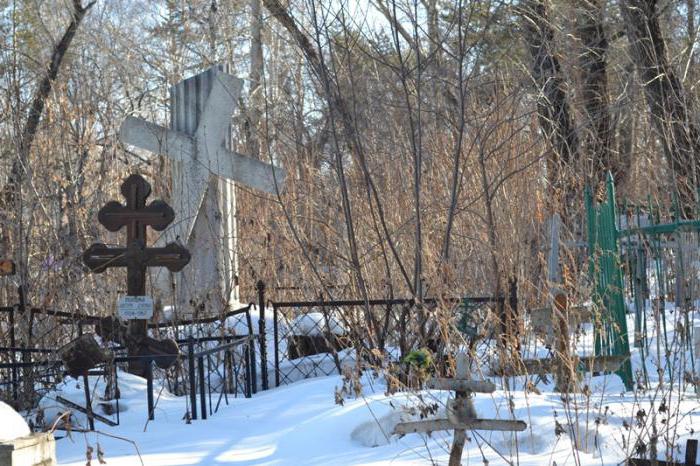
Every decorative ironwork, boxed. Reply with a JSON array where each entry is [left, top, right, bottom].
[[82, 174, 190, 375], [83, 174, 189, 295]]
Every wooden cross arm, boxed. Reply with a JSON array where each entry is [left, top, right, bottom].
[[98, 200, 175, 232], [83, 243, 127, 273], [427, 378, 496, 393], [394, 418, 527, 435], [145, 242, 190, 272]]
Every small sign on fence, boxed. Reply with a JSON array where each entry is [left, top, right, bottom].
[[118, 296, 154, 320]]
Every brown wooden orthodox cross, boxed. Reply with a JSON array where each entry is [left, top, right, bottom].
[[83, 174, 190, 374]]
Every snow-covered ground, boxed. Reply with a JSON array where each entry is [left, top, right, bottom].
[[0, 400, 30, 441], [46, 368, 698, 465], [31, 302, 700, 465]]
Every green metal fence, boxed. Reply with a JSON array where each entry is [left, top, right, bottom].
[[585, 173, 634, 390], [585, 173, 700, 390]]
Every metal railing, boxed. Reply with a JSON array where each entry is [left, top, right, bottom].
[[0, 334, 254, 428], [269, 293, 513, 387], [184, 335, 253, 420]]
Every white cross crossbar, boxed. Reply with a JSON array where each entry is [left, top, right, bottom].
[[119, 71, 285, 244], [120, 116, 285, 194]]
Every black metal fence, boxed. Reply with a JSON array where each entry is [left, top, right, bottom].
[[271, 298, 404, 386], [0, 280, 517, 428], [267, 290, 515, 387], [0, 334, 254, 430], [113, 334, 255, 423], [0, 286, 257, 429], [182, 335, 253, 420], [0, 347, 62, 407]]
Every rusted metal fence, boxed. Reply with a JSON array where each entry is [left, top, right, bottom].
[[0, 279, 518, 428]]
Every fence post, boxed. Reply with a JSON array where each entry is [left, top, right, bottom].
[[244, 342, 252, 398], [257, 280, 268, 391], [273, 303, 280, 387], [685, 438, 698, 466], [18, 286, 32, 405], [9, 306, 17, 402], [509, 277, 518, 316], [224, 341, 233, 394], [509, 276, 519, 349], [146, 359, 154, 421], [198, 356, 207, 420], [83, 372, 95, 431], [187, 337, 197, 420], [245, 310, 257, 394], [114, 366, 121, 426]]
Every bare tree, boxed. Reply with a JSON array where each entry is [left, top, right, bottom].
[[1, 0, 96, 279], [621, 0, 700, 213], [576, 0, 621, 186], [518, 0, 578, 215]]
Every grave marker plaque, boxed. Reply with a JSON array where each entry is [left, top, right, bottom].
[[118, 296, 154, 320]]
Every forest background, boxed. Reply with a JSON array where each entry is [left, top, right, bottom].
[[0, 0, 695, 322]]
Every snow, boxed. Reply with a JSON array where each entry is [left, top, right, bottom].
[[0, 400, 30, 441], [287, 312, 347, 336], [350, 408, 412, 447], [20, 302, 700, 465], [43, 365, 697, 465]]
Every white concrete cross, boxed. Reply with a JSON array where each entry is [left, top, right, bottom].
[[119, 68, 285, 242], [118, 66, 285, 314]]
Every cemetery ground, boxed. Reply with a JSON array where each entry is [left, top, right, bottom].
[[5, 1, 700, 465], [52, 371, 623, 466], [36, 306, 700, 466], [6, 172, 700, 465]]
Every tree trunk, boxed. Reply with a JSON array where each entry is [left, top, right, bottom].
[[519, 0, 578, 216], [3, 0, 95, 207], [248, 0, 264, 160], [0, 0, 95, 297], [621, 0, 700, 213], [576, 0, 620, 187]]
